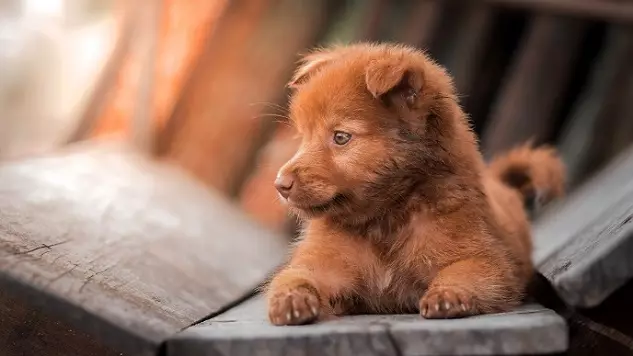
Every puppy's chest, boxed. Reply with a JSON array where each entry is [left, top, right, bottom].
[[363, 224, 444, 297], [366, 253, 433, 296], [355, 260, 427, 313]]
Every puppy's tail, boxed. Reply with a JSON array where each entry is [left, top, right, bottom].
[[488, 143, 565, 213]]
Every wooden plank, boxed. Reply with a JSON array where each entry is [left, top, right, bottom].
[[66, 1, 137, 143], [538, 193, 633, 308], [168, 295, 567, 356], [399, 0, 442, 47], [355, 0, 389, 41], [88, 0, 228, 142], [321, 0, 389, 44], [557, 26, 633, 187], [461, 8, 530, 132], [152, 0, 231, 132], [539, 194, 633, 307], [158, 0, 332, 196], [533, 145, 633, 263], [0, 142, 286, 355], [534, 146, 633, 308], [482, 15, 587, 156], [130, 0, 162, 153], [426, 1, 496, 126], [482, 0, 633, 24], [576, 28, 633, 182], [443, 4, 495, 96]]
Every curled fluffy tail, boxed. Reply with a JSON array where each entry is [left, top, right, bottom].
[[488, 143, 566, 212]]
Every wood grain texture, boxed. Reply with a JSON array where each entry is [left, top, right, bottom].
[[168, 295, 568, 356], [534, 146, 633, 308], [0, 142, 286, 355]]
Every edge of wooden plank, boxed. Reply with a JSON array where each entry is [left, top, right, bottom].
[[540, 192, 633, 308], [535, 145, 633, 307], [0, 269, 154, 356], [167, 295, 568, 356]]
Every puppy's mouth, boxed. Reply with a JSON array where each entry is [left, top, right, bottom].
[[290, 193, 347, 215]]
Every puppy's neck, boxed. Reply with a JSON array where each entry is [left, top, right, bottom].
[[326, 175, 459, 243]]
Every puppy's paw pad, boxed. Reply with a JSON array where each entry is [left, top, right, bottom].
[[268, 285, 320, 326], [419, 287, 476, 319]]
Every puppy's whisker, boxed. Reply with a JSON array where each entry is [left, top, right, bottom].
[[254, 113, 291, 121], [249, 101, 288, 112], [433, 94, 458, 102]]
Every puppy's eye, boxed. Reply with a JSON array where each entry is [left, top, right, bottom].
[[333, 131, 352, 146]]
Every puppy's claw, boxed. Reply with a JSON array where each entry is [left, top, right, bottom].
[[420, 286, 477, 319], [268, 285, 321, 326]]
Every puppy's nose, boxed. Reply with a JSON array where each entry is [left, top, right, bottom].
[[274, 174, 295, 199]]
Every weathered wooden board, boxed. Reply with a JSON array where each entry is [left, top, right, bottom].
[[168, 295, 568, 356], [0, 142, 287, 355], [534, 146, 633, 308]]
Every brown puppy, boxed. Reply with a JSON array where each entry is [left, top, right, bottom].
[[266, 43, 565, 325]]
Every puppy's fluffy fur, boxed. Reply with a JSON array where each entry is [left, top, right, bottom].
[[266, 43, 565, 325]]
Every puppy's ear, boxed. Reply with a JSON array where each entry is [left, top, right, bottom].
[[288, 48, 342, 88], [365, 58, 422, 108]]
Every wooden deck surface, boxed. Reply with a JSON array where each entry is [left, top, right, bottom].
[[168, 296, 568, 356]]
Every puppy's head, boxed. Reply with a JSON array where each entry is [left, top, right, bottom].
[[275, 43, 460, 221]]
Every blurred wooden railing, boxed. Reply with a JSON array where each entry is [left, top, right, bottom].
[[57, 0, 633, 235]]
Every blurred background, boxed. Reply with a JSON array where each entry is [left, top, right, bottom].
[[1, 0, 632, 239]]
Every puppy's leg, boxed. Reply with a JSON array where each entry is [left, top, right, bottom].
[[420, 257, 523, 319], [266, 238, 360, 325]]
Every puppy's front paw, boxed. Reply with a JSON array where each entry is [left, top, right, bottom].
[[268, 284, 320, 326], [420, 286, 477, 319]]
